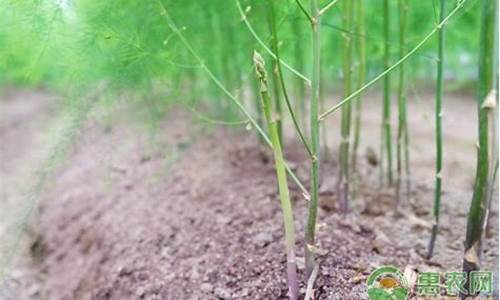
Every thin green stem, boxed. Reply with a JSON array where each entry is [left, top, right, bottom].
[[318, 0, 469, 121], [292, 15, 307, 134], [351, 0, 365, 173], [396, 0, 409, 211], [485, 0, 499, 239], [254, 51, 299, 300], [235, 0, 311, 85], [462, 0, 496, 294], [427, 0, 445, 259], [318, 0, 340, 16], [295, 0, 313, 25], [267, 0, 313, 158], [305, 0, 321, 280], [183, 103, 249, 126], [319, 21, 437, 63], [339, 0, 354, 213], [157, 1, 309, 197], [382, 0, 393, 185]]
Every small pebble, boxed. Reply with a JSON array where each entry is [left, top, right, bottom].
[[253, 232, 274, 247]]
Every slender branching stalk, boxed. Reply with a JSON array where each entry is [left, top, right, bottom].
[[338, 0, 354, 213], [157, 1, 310, 197], [254, 51, 299, 300], [318, 0, 469, 120], [462, 0, 496, 296], [318, 0, 340, 16], [403, 98, 412, 198], [265, 0, 283, 142], [395, 0, 409, 211], [235, 0, 311, 85], [292, 15, 308, 133], [304, 0, 321, 280], [427, 0, 445, 259], [269, 57, 283, 143], [295, 0, 313, 24], [267, 0, 313, 157], [351, 0, 365, 172], [319, 21, 438, 63], [381, 0, 393, 185]]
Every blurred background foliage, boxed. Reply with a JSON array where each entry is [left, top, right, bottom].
[[0, 0, 482, 104]]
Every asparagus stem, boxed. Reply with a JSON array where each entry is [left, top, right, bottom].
[[338, 0, 354, 213], [267, 0, 313, 157], [427, 0, 445, 259], [382, 0, 393, 185], [305, 0, 321, 280], [292, 14, 308, 134], [158, 2, 310, 197], [265, 1, 283, 143], [462, 0, 496, 296], [395, 0, 408, 211], [351, 0, 365, 173], [235, 0, 311, 85], [254, 51, 299, 300], [295, 0, 313, 25], [318, 0, 340, 16], [318, 0, 469, 121], [485, 2, 499, 239]]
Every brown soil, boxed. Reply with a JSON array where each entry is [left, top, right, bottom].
[[0, 90, 498, 300]]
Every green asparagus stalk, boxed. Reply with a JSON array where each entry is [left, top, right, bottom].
[[304, 0, 321, 280], [266, 9, 283, 143], [338, 0, 354, 213], [254, 51, 299, 300], [381, 0, 393, 185], [462, 0, 496, 296], [395, 0, 409, 211], [427, 0, 445, 259], [351, 0, 366, 172], [292, 12, 307, 133], [267, 0, 312, 158]]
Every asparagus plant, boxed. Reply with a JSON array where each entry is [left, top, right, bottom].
[[253, 51, 299, 300], [381, 0, 393, 186], [338, 0, 354, 213], [319, 1, 469, 121], [159, 1, 309, 197], [351, 0, 366, 172], [268, 39, 284, 144], [267, 0, 312, 158], [304, 0, 321, 280], [427, 0, 445, 259], [485, 3, 499, 238], [291, 14, 307, 132], [462, 0, 496, 290], [395, 0, 409, 210]]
